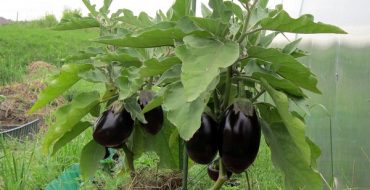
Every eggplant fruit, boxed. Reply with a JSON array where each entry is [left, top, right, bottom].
[[207, 162, 232, 181], [139, 103, 164, 135], [185, 114, 218, 164], [93, 108, 134, 147], [219, 106, 261, 173]]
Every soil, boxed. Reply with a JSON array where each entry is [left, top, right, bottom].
[[123, 168, 182, 190], [0, 61, 64, 129]]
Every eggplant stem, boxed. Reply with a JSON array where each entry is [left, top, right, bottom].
[[209, 159, 228, 190], [122, 144, 135, 176], [182, 140, 189, 190]]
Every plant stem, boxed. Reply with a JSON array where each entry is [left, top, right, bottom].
[[222, 67, 233, 110], [251, 89, 266, 102], [234, 76, 261, 84], [122, 144, 135, 174], [182, 141, 189, 190], [245, 171, 251, 190], [209, 159, 227, 190], [213, 91, 221, 119], [237, 0, 260, 43]]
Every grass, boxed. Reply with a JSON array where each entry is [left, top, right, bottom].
[[0, 132, 283, 190], [0, 22, 98, 85], [0, 131, 91, 190]]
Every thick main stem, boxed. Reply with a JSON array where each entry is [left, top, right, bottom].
[[182, 141, 189, 190], [209, 159, 227, 190], [222, 67, 233, 110]]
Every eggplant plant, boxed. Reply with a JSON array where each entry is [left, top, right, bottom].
[[29, 0, 346, 189]]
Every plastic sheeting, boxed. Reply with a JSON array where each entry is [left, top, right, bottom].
[[277, 0, 370, 189]]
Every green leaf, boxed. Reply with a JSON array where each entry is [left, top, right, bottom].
[[99, 0, 112, 14], [156, 64, 182, 85], [116, 67, 144, 100], [175, 35, 239, 101], [97, 51, 143, 67], [162, 83, 209, 140], [52, 122, 91, 156], [259, 80, 311, 164], [201, 3, 212, 18], [247, 46, 320, 93], [65, 47, 105, 62], [43, 91, 100, 154], [186, 17, 229, 37], [260, 10, 347, 34], [116, 9, 154, 31], [209, 0, 233, 23], [142, 87, 167, 113], [170, 0, 192, 21], [82, 0, 98, 16], [124, 96, 146, 123], [96, 21, 211, 48], [30, 64, 93, 113], [224, 1, 244, 21], [132, 119, 179, 169], [80, 140, 105, 180], [53, 17, 99, 31], [258, 103, 323, 190], [78, 68, 109, 83], [140, 56, 181, 77], [258, 31, 279, 47], [283, 38, 302, 54], [252, 72, 305, 97]]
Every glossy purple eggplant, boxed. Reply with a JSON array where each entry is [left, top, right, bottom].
[[219, 106, 261, 173], [93, 108, 134, 148], [185, 114, 218, 164], [139, 104, 164, 135]]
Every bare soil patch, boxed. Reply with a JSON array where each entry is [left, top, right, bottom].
[[0, 61, 63, 129]]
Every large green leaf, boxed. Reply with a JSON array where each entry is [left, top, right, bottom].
[[186, 17, 229, 37], [80, 140, 105, 180], [132, 119, 179, 169], [53, 17, 99, 31], [258, 103, 323, 190], [43, 91, 100, 154], [260, 9, 347, 34], [156, 64, 182, 85], [252, 72, 305, 97], [175, 35, 239, 101], [247, 46, 320, 93], [162, 83, 209, 140], [140, 56, 181, 77], [51, 122, 91, 156], [95, 21, 208, 48], [259, 80, 311, 164], [170, 0, 192, 21], [30, 64, 93, 113], [116, 67, 144, 100], [97, 52, 143, 67], [209, 0, 233, 23], [116, 9, 154, 31], [224, 1, 244, 21], [79, 68, 109, 83], [65, 47, 105, 62]]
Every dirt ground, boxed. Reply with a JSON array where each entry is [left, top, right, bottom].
[[0, 61, 63, 128]]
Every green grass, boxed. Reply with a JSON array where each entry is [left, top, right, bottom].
[[0, 133, 283, 190], [0, 23, 98, 84], [0, 130, 92, 190]]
